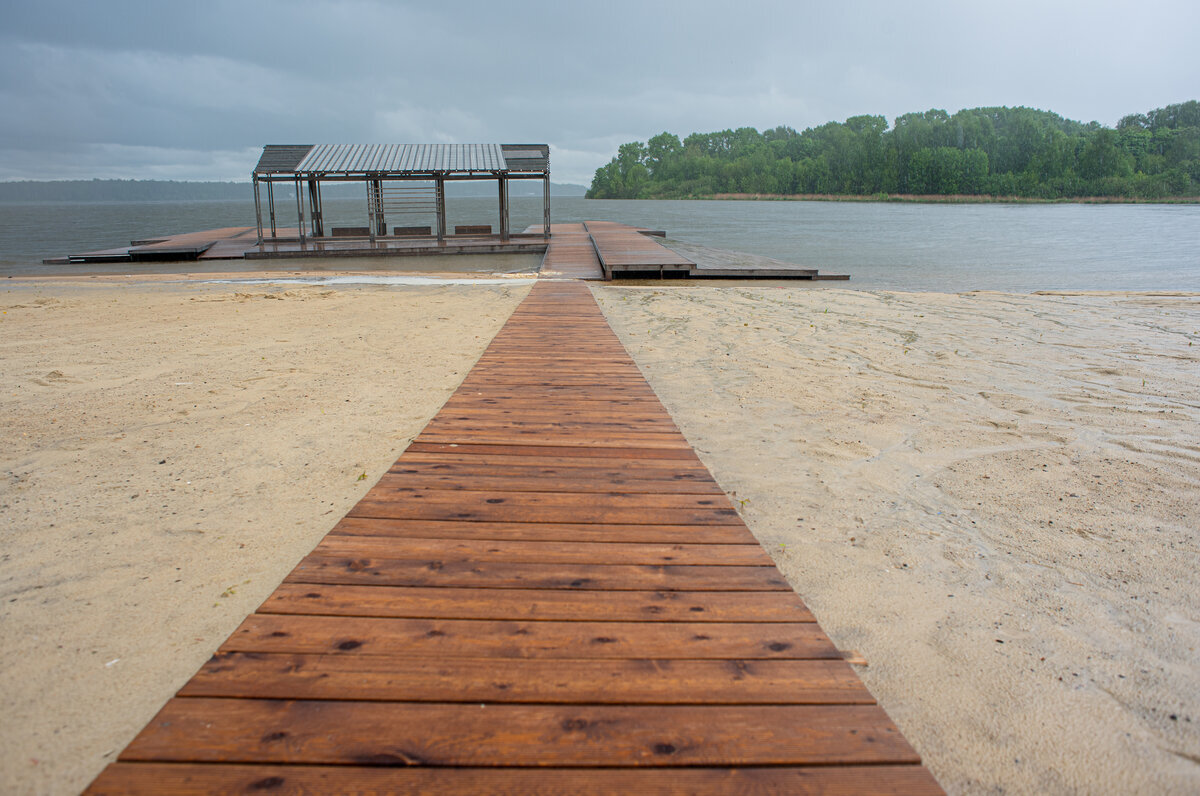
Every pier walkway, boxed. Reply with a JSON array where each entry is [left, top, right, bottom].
[[87, 281, 934, 794], [535, 222, 603, 279]]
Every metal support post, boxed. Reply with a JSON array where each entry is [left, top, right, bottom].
[[371, 180, 386, 239], [498, 176, 509, 242], [295, 178, 306, 245], [436, 177, 446, 242], [253, 175, 263, 245], [543, 173, 551, 238], [308, 179, 323, 237], [367, 181, 376, 243]]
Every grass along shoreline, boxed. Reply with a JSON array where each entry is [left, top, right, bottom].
[[700, 192, 1200, 204]]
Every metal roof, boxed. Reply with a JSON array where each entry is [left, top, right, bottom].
[[253, 143, 549, 176], [254, 145, 315, 174], [297, 143, 506, 173], [501, 144, 550, 170]]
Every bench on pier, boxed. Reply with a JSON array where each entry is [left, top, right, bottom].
[[393, 226, 433, 237], [331, 226, 371, 237], [454, 224, 492, 235]]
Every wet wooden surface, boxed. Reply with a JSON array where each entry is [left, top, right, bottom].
[[86, 281, 939, 794], [536, 222, 604, 279], [585, 220, 694, 279]]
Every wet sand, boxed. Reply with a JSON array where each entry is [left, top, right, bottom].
[[595, 285, 1200, 793]]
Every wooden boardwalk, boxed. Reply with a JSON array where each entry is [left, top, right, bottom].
[[585, 220, 694, 279], [86, 281, 937, 794], [536, 222, 604, 280]]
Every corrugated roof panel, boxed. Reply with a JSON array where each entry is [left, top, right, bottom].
[[282, 143, 517, 174], [254, 145, 315, 174]]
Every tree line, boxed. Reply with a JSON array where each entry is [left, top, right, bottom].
[[587, 101, 1200, 200]]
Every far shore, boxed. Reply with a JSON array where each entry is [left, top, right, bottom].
[[689, 192, 1200, 204]]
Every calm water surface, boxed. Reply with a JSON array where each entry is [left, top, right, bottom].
[[1, 196, 1197, 292]]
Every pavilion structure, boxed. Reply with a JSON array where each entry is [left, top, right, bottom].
[[251, 144, 550, 246]]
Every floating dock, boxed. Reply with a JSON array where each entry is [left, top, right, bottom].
[[86, 281, 934, 793], [50, 223, 847, 281]]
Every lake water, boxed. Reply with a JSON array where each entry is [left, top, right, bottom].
[[1, 196, 1197, 292]]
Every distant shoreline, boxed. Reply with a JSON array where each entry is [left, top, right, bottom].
[[695, 192, 1200, 205]]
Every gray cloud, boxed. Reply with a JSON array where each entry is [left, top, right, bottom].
[[1, 0, 1197, 184]]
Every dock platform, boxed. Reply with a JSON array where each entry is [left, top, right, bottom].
[[86, 281, 935, 793], [53, 222, 847, 281]]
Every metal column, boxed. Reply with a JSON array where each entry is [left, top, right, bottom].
[[253, 175, 263, 245], [498, 175, 510, 242], [308, 179, 323, 237], [267, 181, 277, 238], [294, 178, 306, 244], [436, 177, 446, 242], [369, 179, 385, 240], [543, 173, 551, 238]]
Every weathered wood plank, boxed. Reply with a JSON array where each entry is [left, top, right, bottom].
[[285, 557, 788, 590], [259, 583, 815, 622], [356, 488, 736, 511], [121, 700, 918, 767], [348, 499, 741, 526], [403, 441, 703, 460], [182, 654, 871, 704], [221, 615, 838, 659], [329, 517, 758, 543], [311, 536, 776, 566], [88, 762, 944, 796], [393, 450, 712, 470]]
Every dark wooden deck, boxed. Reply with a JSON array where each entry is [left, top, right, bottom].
[[536, 221, 847, 281], [51, 228, 547, 265], [585, 220, 695, 279], [86, 281, 931, 794], [52, 221, 847, 281], [536, 222, 604, 280]]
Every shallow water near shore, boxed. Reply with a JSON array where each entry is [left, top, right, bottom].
[[3, 196, 1198, 291]]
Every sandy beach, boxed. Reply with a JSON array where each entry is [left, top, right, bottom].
[[1, 274, 1198, 793], [596, 285, 1200, 793], [0, 276, 530, 793]]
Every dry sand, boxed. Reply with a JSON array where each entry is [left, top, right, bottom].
[[595, 285, 1200, 794], [0, 276, 530, 793]]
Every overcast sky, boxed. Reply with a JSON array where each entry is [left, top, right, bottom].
[[1, 0, 1197, 185]]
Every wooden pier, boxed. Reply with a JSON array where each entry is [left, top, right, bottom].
[[86, 281, 935, 794], [52, 222, 846, 280]]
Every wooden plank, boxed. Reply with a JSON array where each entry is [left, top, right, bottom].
[[384, 462, 720, 488], [392, 450, 712, 471], [89, 762, 943, 795], [328, 517, 758, 544], [348, 499, 741, 526], [385, 459, 716, 478], [403, 442, 703, 460], [285, 558, 791, 591], [412, 433, 693, 450], [120, 700, 918, 767], [182, 654, 871, 704], [259, 583, 816, 622], [221, 615, 837, 659], [428, 406, 681, 422], [374, 472, 724, 496], [420, 419, 683, 434], [310, 536, 776, 566], [356, 488, 736, 511]]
